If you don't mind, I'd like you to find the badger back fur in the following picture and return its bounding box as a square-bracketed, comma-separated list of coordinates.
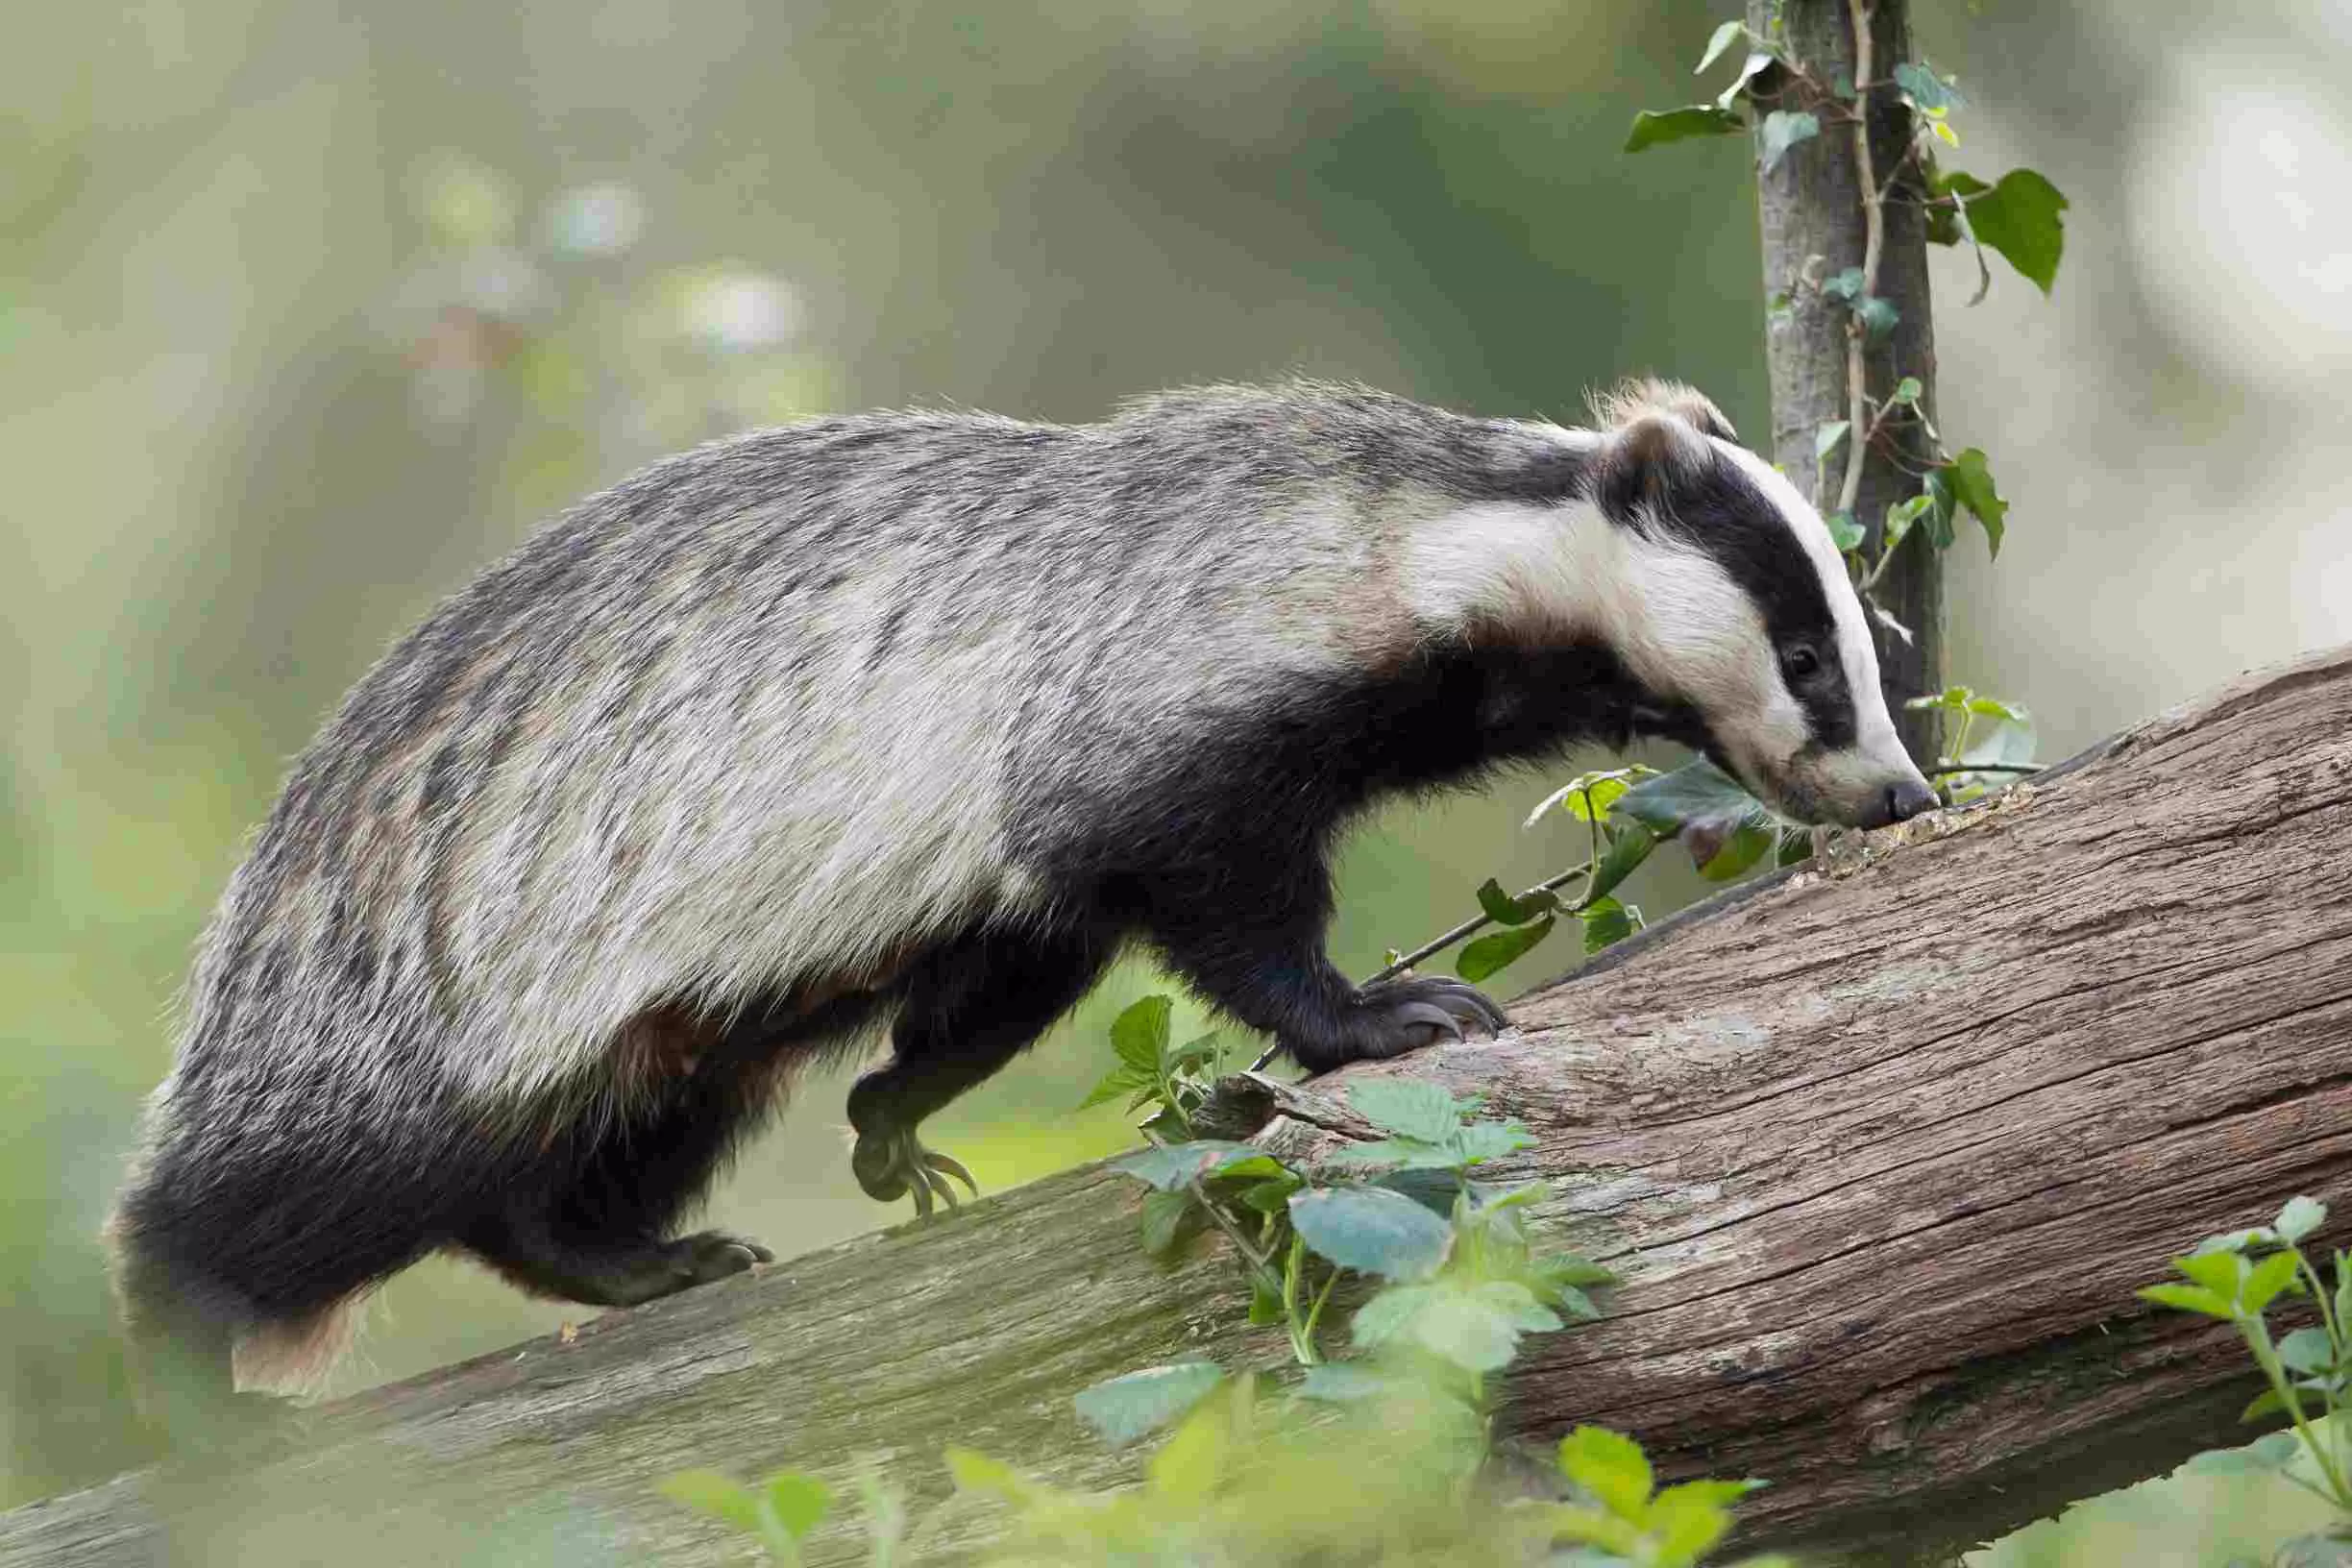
[110, 380, 1931, 1409]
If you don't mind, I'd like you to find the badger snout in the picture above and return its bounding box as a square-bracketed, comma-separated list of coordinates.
[1850, 774, 1939, 829]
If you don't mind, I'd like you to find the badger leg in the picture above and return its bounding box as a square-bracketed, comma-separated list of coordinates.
[1136, 847, 1507, 1073]
[849, 927, 1111, 1216]
[458, 1049, 791, 1307]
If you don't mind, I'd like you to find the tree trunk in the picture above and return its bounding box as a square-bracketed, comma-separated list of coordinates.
[1748, 0, 1945, 764]
[8, 647, 2352, 1568]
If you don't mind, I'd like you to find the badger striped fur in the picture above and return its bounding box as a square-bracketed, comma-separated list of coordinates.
[108, 379, 1933, 1418]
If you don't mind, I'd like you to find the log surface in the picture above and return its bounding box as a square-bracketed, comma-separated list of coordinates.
[7, 648, 2351, 1567]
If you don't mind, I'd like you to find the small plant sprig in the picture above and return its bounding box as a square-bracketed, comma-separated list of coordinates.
[2140, 1195, 2352, 1528]
[1904, 684, 2041, 802]
[1626, 10, 2064, 638]
[1097, 1035, 1607, 1373]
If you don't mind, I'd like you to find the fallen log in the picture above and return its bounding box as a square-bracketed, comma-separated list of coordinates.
[7, 647, 2351, 1568]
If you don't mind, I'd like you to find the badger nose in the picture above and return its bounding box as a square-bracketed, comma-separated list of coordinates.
[1882, 777, 1938, 824]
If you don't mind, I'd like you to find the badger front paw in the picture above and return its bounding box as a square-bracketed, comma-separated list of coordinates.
[1287, 975, 1507, 1072]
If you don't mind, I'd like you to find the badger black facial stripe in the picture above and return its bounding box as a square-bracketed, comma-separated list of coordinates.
[1599, 448, 1858, 752]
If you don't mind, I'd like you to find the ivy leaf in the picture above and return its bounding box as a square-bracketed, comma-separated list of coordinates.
[1584, 822, 1655, 904]
[2277, 1196, 2330, 1244]
[1073, 1361, 1227, 1446]
[1625, 105, 1747, 154]
[1111, 995, 1171, 1076]
[1758, 110, 1820, 175]
[1557, 1426, 1655, 1519]
[1950, 168, 2068, 293]
[1854, 295, 1900, 339]
[1580, 898, 1636, 953]
[1111, 1140, 1263, 1191]
[1694, 19, 1748, 74]
[1346, 1079, 1473, 1143]
[1825, 509, 1865, 552]
[1718, 51, 1776, 111]
[1814, 420, 1850, 465]
[1823, 266, 1866, 301]
[1892, 61, 1964, 112]
[1289, 1185, 1455, 1280]
[1475, 877, 1560, 926]
[1458, 917, 1556, 982]
[1882, 492, 1936, 554]
[1620, 759, 1776, 879]
[1944, 447, 2009, 557]
[1892, 376, 1923, 404]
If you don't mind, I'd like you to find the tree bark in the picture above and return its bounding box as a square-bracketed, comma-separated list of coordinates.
[1748, 0, 1945, 764]
[8, 647, 2352, 1568]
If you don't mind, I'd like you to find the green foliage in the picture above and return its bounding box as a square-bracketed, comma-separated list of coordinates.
[1624, 107, 1746, 154]
[657, 1467, 835, 1563]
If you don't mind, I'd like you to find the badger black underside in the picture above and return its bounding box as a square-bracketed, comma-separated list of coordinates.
[116, 636, 1699, 1367]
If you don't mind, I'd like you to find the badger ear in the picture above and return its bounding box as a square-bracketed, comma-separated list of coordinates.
[1591, 410, 1715, 523]
[1588, 377, 1737, 443]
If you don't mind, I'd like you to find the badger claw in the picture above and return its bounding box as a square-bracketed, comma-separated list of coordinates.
[854, 1125, 981, 1219]
[1352, 975, 1507, 1060]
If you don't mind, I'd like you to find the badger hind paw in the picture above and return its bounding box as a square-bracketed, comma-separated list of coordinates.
[853, 1126, 980, 1219]
[1289, 976, 1508, 1071]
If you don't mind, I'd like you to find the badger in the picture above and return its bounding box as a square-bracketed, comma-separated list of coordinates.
[108, 378, 1933, 1423]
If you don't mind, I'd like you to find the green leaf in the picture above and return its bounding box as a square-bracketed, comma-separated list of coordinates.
[1952, 168, 2068, 292]
[1073, 1361, 1227, 1446]
[2279, 1326, 2334, 1375]
[1111, 995, 1171, 1076]
[1649, 1485, 1736, 1561]
[1963, 695, 2025, 722]
[1626, 105, 1747, 153]
[761, 1473, 832, 1541]
[2242, 1385, 2289, 1424]
[1556, 1426, 1654, 1518]
[1585, 822, 1656, 904]
[1289, 1185, 1455, 1280]
[1458, 917, 1556, 982]
[1111, 1140, 1262, 1191]
[1892, 61, 1963, 112]
[1855, 295, 1900, 339]
[1694, 19, 1748, 74]
[2173, 1250, 2247, 1298]
[1892, 376, 1923, 404]
[1164, 1031, 1221, 1069]
[1813, 420, 1850, 465]
[1758, 110, 1819, 174]
[1944, 448, 2009, 557]
[2242, 1249, 2302, 1314]
[1450, 1119, 1537, 1165]
[2275, 1197, 2328, 1244]
[1077, 1064, 1155, 1113]
[1145, 1395, 1232, 1503]
[1351, 1281, 1557, 1371]
[1823, 266, 1866, 301]
[1717, 51, 1776, 111]
[2138, 1283, 2236, 1320]
[1139, 1188, 1199, 1259]
[1523, 766, 1653, 827]
[945, 1446, 1039, 1504]
[1239, 1174, 1304, 1213]
[657, 1470, 764, 1535]
[1699, 821, 1776, 881]
[2184, 1432, 2302, 1474]
[1882, 492, 1935, 554]
[1475, 877, 1560, 926]
[1580, 899, 1636, 953]
[1346, 1079, 1472, 1142]
[1324, 1137, 1462, 1173]
[1618, 758, 1762, 836]
[1825, 509, 1865, 551]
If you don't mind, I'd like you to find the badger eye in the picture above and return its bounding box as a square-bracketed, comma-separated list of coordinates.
[1783, 645, 1822, 680]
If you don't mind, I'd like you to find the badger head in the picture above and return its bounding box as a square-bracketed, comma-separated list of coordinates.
[1572, 380, 1936, 830]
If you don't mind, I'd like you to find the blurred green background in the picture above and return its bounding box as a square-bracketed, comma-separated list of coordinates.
[5, 0, 2349, 1547]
